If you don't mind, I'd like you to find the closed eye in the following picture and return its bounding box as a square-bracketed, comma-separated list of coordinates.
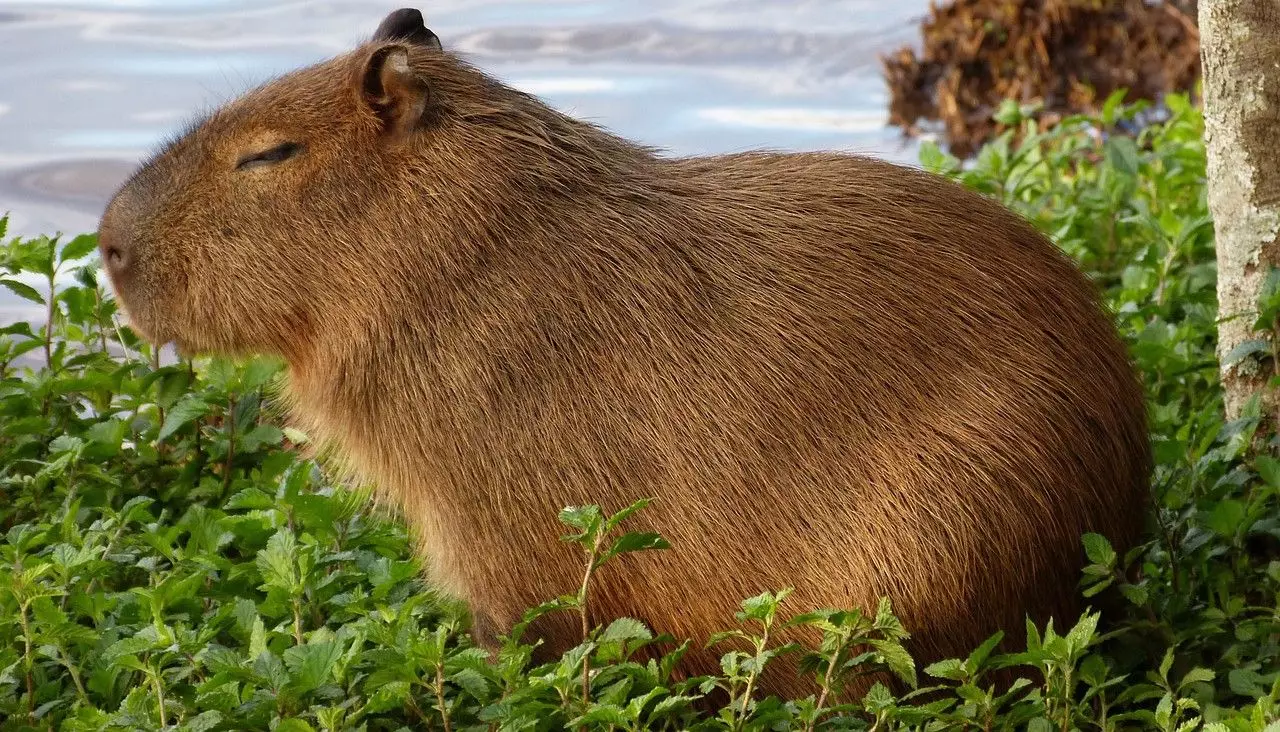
[236, 142, 303, 170]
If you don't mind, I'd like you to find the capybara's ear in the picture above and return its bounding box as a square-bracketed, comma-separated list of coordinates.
[360, 44, 431, 136]
[372, 8, 442, 51]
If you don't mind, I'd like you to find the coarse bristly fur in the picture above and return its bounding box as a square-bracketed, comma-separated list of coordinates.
[97, 7, 1152, 699]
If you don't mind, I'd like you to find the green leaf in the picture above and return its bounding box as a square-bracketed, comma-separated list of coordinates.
[924, 657, 966, 681]
[101, 635, 156, 665]
[1255, 455, 1280, 488]
[73, 263, 99, 289]
[1100, 88, 1129, 126]
[177, 710, 224, 732]
[257, 528, 302, 592]
[571, 704, 631, 727]
[274, 718, 317, 732]
[240, 356, 283, 391]
[1105, 135, 1140, 177]
[1081, 533, 1117, 565]
[204, 357, 238, 392]
[600, 617, 653, 644]
[158, 394, 210, 441]
[59, 233, 98, 264]
[284, 640, 343, 693]
[1082, 576, 1115, 598]
[283, 427, 310, 444]
[85, 418, 128, 450]
[155, 369, 193, 409]
[1178, 667, 1215, 689]
[449, 667, 491, 700]
[49, 434, 84, 455]
[250, 615, 268, 659]
[558, 504, 602, 541]
[606, 531, 670, 559]
[874, 596, 907, 639]
[232, 391, 261, 432]
[240, 424, 284, 453]
[603, 496, 655, 532]
[253, 650, 290, 691]
[1064, 612, 1099, 657]
[0, 277, 44, 304]
[869, 638, 917, 688]
[1204, 499, 1247, 538]
[1158, 648, 1175, 681]
[1120, 583, 1149, 606]
[364, 679, 411, 714]
[964, 631, 1004, 673]
[1227, 668, 1267, 696]
[993, 99, 1022, 125]
[1078, 653, 1111, 687]
[919, 140, 959, 174]
[651, 694, 697, 719]
[559, 504, 602, 530]
[738, 590, 783, 622]
[1027, 717, 1054, 732]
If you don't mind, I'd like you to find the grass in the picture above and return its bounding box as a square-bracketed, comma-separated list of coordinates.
[0, 93, 1277, 731]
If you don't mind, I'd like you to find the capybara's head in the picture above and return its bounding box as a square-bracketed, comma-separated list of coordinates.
[97, 8, 570, 359]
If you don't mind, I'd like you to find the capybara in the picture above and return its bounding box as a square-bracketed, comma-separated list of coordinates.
[97, 7, 1151, 699]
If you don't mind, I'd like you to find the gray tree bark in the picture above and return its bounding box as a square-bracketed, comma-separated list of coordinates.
[1201, 0, 1280, 423]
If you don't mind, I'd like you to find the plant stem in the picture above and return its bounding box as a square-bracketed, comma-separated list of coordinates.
[110, 314, 134, 362]
[19, 600, 35, 722]
[434, 661, 454, 732]
[94, 286, 109, 355]
[406, 694, 432, 729]
[40, 269, 56, 417]
[578, 533, 605, 708]
[59, 646, 89, 703]
[579, 551, 598, 642]
[44, 269, 55, 369]
[292, 595, 304, 645]
[85, 519, 129, 597]
[1059, 666, 1072, 732]
[150, 659, 167, 729]
[735, 626, 771, 731]
[184, 360, 200, 465]
[804, 645, 843, 732]
[222, 395, 237, 493]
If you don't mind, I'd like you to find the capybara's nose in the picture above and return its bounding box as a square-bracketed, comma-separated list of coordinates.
[98, 221, 130, 281]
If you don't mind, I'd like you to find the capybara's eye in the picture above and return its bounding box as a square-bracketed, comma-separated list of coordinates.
[235, 142, 303, 171]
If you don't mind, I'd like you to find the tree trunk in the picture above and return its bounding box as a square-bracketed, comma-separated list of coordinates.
[1201, 0, 1280, 423]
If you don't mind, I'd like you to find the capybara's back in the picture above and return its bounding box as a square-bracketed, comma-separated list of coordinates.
[97, 8, 1152, 698]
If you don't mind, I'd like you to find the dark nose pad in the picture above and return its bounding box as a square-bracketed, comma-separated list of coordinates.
[98, 227, 129, 279]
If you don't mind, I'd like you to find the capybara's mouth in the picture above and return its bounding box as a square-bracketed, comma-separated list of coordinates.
[112, 299, 171, 351]
[112, 289, 212, 359]
[110, 299, 144, 338]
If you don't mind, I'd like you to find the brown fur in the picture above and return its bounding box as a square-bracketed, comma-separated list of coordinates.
[97, 8, 1151, 699]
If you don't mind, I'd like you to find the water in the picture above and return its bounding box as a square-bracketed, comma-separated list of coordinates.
[0, 0, 931, 322]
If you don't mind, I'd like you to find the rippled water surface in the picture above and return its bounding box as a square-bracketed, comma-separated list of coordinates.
[0, 0, 930, 320]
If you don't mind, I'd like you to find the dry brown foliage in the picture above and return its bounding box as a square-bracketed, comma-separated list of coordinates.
[882, 0, 1201, 157]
